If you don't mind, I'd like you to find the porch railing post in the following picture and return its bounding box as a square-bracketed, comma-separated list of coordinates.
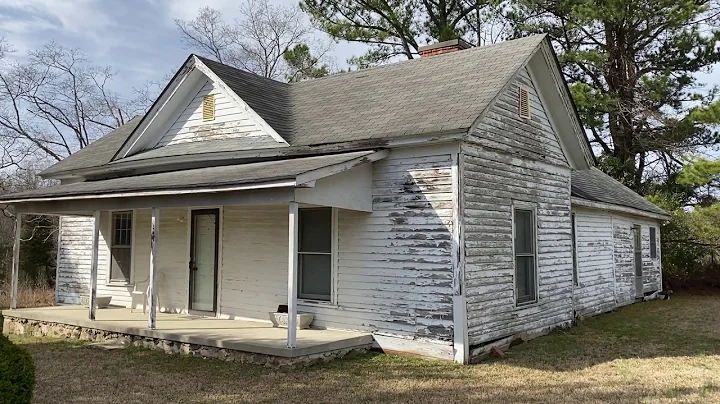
[89, 210, 100, 320]
[148, 207, 159, 330]
[287, 202, 299, 348]
[9, 213, 21, 309]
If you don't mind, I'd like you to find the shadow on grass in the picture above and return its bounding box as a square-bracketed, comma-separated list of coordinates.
[493, 295, 720, 371]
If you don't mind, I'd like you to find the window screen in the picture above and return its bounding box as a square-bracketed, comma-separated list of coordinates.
[515, 208, 537, 304]
[650, 227, 657, 259]
[110, 211, 132, 282]
[298, 208, 332, 301]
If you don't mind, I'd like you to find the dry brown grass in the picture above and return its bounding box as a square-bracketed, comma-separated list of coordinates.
[0, 282, 55, 310]
[11, 295, 720, 403]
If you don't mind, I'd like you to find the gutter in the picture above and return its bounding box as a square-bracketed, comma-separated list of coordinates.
[0, 179, 299, 204]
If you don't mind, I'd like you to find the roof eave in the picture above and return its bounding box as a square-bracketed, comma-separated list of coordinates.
[571, 197, 672, 221]
[37, 131, 464, 180]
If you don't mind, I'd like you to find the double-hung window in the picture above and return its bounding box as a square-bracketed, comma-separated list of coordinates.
[110, 211, 133, 283]
[650, 227, 657, 259]
[514, 207, 537, 305]
[298, 208, 333, 301]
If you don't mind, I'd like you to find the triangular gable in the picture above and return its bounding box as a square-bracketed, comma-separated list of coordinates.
[469, 37, 594, 170]
[113, 56, 288, 160]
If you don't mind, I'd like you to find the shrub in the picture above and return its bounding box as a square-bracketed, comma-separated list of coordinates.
[0, 333, 35, 404]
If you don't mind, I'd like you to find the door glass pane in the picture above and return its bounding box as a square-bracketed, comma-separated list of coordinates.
[110, 247, 131, 281]
[192, 213, 217, 311]
[299, 254, 331, 300]
[299, 208, 332, 253]
[514, 210, 533, 254]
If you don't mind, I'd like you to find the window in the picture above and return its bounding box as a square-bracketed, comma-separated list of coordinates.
[650, 227, 657, 259]
[571, 213, 578, 286]
[514, 208, 537, 304]
[298, 208, 332, 301]
[110, 211, 133, 283]
[202, 94, 215, 121]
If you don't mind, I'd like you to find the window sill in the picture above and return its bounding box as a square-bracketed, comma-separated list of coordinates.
[106, 282, 134, 288]
[298, 299, 337, 308]
[515, 299, 538, 308]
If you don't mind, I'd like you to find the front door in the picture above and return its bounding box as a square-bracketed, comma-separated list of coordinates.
[632, 225, 643, 298]
[189, 209, 219, 312]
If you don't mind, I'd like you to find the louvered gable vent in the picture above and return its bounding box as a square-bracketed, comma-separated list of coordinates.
[202, 94, 215, 121]
[519, 87, 530, 119]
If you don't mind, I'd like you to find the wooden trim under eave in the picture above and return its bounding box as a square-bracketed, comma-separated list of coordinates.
[571, 197, 671, 221]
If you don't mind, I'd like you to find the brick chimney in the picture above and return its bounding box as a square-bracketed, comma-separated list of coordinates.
[418, 38, 472, 57]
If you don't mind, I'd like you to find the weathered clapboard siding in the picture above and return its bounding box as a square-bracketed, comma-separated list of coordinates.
[328, 148, 454, 341]
[216, 148, 456, 343]
[572, 207, 615, 317]
[462, 141, 574, 347]
[571, 208, 663, 313]
[57, 209, 190, 311]
[155, 80, 276, 148]
[132, 208, 188, 312]
[56, 216, 97, 304]
[468, 67, 568, 168]
[612, 215, 662, 306]
[219, 204, 288, 320]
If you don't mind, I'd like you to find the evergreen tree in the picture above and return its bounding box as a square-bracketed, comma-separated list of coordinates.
[509, 0, 720, 191]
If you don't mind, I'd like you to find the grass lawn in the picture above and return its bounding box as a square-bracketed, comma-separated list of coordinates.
[8, 295, 720, 403]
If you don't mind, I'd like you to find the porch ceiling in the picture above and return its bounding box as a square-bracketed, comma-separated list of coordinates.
[0, 150, 387, 213]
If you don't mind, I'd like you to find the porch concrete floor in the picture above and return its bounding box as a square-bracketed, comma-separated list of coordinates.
[2, 306, 373, 357]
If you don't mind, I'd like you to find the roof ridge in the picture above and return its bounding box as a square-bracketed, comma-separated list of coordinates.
[193, 54, 289, 87]
[290, 34, 547, 87]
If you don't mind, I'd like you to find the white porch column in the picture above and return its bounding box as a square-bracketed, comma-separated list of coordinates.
[148, 207, 159, 330]
[287, 202, 299, 348]
[9, 213, 21, 309]
[89, 210, 100, 320]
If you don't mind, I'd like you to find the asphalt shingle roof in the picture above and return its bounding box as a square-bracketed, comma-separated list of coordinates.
[40, 116, 142, 176]
[571, 168, 669, 217]
[5, 151, 374, 202]
[41, 35, 546, 175]
[204, 35, 545, 146]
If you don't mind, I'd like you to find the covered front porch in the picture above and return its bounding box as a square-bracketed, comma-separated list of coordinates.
[1, 305, 372, 360]
[2, 151, 387, 354]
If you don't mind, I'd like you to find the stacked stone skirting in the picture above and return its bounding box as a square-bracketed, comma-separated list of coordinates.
[2, 316, 370, 367]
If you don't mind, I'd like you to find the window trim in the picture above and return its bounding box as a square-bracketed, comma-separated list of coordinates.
[512, 202, 539, 307]
[297, 207, 338, 305]
[571, 212, 579, 286]
[649, 226, 657, 259]
[107, 210, 136, 286]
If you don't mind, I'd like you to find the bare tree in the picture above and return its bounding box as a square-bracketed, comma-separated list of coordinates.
[0, 41, 150, 169]
[176, 0, 332, 81]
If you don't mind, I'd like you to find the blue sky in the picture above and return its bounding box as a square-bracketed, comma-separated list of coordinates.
[0, 0, 368, 99]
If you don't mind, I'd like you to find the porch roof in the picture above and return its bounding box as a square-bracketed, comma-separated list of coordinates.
[0, 150, 381, 204]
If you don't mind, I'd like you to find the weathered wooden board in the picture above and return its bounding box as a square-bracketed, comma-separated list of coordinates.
[155, 80, 277, 147]
[462, 141, 574, 347]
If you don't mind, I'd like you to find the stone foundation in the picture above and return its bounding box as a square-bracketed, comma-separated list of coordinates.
[2, 316, 369, 367]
